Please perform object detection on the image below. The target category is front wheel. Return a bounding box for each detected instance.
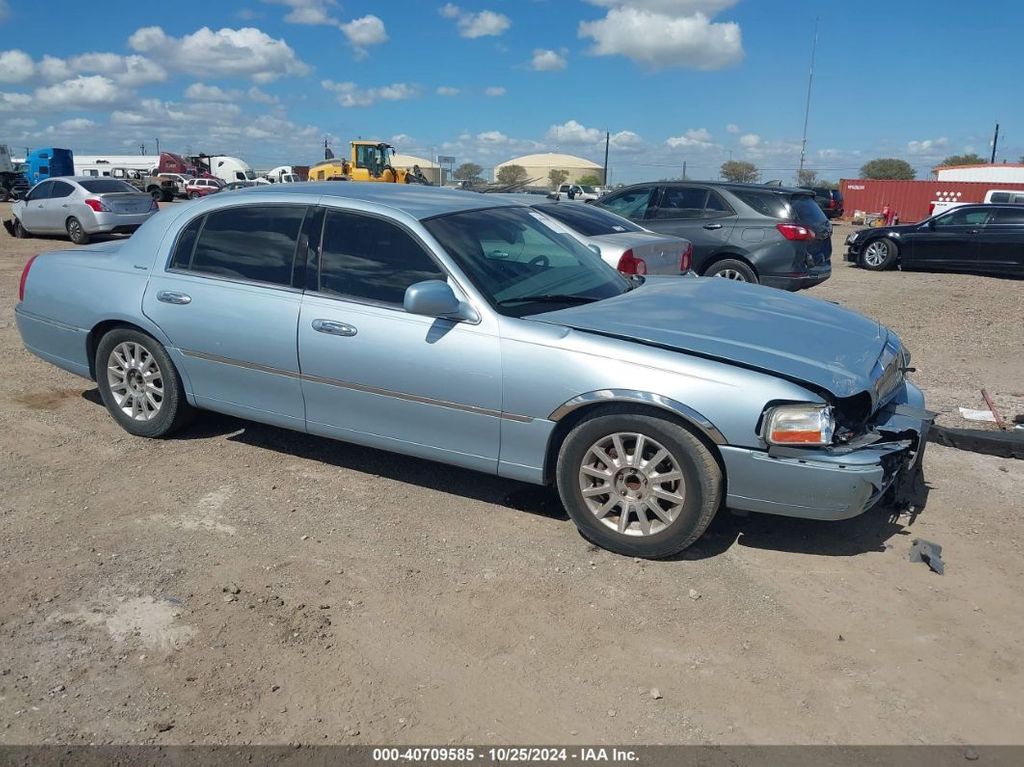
[13,217,30,238]
[66,217,90,245]
[556,409,723,558]
[95,329,195,438]
[859,238,897,270]
[704,258,758,284]
[189,192,200,200]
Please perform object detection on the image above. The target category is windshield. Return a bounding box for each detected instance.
[423,206,631,317]
[534,202,643,236]
[243,169,256,180]
[79,179,139,194]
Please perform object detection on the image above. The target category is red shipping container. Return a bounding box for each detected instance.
[839,179,1024,223]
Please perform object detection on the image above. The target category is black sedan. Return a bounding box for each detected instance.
[845,204,1024,277]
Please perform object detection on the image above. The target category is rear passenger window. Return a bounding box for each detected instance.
[187,206,306,286]
[989,193,1010,203]
[170,216,203,270]
[318,211,445,305]
[704,191,733,217]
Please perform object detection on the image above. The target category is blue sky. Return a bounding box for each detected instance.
[1,0,1021,183]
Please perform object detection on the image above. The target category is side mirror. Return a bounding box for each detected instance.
[404,280,475,321]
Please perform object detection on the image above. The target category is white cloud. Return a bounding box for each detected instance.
[609,130,645,153]
[907,137,949,155]
[440,5,511,38]
[266,0,339,26]
[0,50,34,83]
[322,79,418,107]
[34,75,123,109]
[0,92,31,111]
[726,123,740,134]
[38,56,70,81]
[739,132,761,148]
[342,14,388,58]
[666,128,717,150]
[477,130,509,144]
[547,119,603,145]
[247,86,279,104]
[185,82,241,101]
[436,86,460,96]
[531,49,567,71]
[579,2,742,70]
[484,86,506,96]
[52,117,98,132]
[129,26,309,82]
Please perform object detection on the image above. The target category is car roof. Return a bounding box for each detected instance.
[238,181,520,220]
[616,180,814,196]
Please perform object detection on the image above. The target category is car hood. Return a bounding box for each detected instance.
[851,223,918,239]
[533,276,893,399]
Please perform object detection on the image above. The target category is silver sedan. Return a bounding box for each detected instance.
[499,195,692,276]
[5,176,158,244]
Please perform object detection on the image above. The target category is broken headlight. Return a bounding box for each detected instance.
[762,404,835,446]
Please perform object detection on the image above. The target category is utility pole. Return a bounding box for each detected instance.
[155,137,160,155]
[139,143,146,155]
[603,131,610,185]
[798,17,819,178]
[990,122,1000,163]
[682,160,687,180]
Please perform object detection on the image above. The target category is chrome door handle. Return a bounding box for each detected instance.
[156,290,192,305]
[703,223,723,230]
[312,319,357,337]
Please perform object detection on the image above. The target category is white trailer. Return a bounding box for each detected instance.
[263,165,301,184]
[74,154,160,177]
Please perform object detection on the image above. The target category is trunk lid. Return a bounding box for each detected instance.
[591,232,688,275]
[99,192,153,214]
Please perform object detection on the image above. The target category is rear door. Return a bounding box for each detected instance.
[142,203,312,427]
[645,186,736,269]
[975,206,1024,275]
[907,207,987,270]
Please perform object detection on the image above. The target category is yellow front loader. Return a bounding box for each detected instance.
[307,141,430,184]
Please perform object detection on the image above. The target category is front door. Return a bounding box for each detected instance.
[19,180,53,232]
[975,206,1024,276]
[906,207,986,271]
[298,208,502,473]
[142,203,312,428]
[43,180,76,233]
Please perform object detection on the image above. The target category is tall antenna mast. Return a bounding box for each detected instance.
[798,17,819,179]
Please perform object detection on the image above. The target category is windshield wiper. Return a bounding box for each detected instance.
[497,294,599,307]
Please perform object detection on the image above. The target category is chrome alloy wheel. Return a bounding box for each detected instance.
[577,433,686,537]
[863,240,889,267]
[107,341,164,421]
[714,268,747,281]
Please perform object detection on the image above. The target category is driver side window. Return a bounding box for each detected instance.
[934,209,992,228]
[27,181,52,201]
[599,186,654,221]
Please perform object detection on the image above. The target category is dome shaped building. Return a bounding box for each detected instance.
[493,152,603,186]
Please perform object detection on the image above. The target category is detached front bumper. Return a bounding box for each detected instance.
[721,382,933,521]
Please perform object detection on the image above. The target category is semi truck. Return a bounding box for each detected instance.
[23,148,74,185]
[0,144,30,201]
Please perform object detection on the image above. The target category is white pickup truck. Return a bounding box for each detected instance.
[930,189,1024,216]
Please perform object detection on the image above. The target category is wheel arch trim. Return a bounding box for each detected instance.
[548,389,727,445]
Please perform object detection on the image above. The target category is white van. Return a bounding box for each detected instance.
[930,189,1024,216]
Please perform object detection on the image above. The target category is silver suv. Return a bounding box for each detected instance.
[597,182,832,290]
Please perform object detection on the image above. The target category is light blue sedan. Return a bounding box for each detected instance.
[14,184,933,558]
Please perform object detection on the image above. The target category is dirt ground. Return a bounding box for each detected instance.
[1,204,1022,746]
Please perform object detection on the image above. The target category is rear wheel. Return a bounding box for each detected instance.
[556,409,723,558]
[859,238,897,270]
[66,217,90,245]
[148,187,162,201]
[95,329,195,438]
[189,191,200,200]
[704,258,758,284]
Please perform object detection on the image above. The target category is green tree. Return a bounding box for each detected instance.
[453,162,484,183]
[938,153,987,167]
[496,164,528,185]
[796,168,817,187]
[577,173,603,186]
[720,160,759,183]
[548,168,569,188]
[859,158,915,180]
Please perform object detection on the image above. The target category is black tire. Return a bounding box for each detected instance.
[189,191,200,200]
[95,328,195,438]
[66,217,90,245]
[148,187,162,201]
[162,190,173,203]
[555,408,723,558]
[0,188,9,202]
[13,217,30,238]
[703,258,758,284]
[858,237,898,270]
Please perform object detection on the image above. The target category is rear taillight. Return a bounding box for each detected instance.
[776,223,816,241]
[19,255,38,302]
[680,242,693,272]
[83,198,109,212]
[617,249,648,275]
[827,199,837,209]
